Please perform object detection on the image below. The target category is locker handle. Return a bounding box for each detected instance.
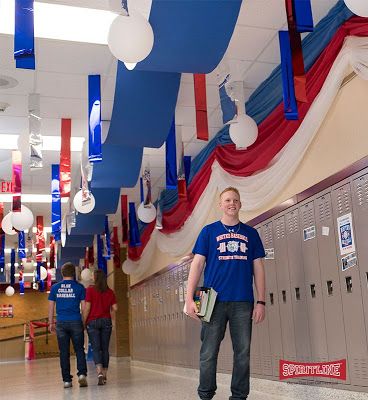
[295,287,300,301]
[345,276,352,293]
[269,292,274,305]
[282,290,286,303]
[310,284,316,298]
[327,280,333,296]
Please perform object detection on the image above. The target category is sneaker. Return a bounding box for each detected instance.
[63,381,72,388]
[78,375,88,387]
[97,373,105,386]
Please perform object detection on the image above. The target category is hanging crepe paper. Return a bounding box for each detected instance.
[19,269,24,295]
[28,93,42,169]
[12,150,22,212]
[129,202,141,247]
[10,249,16,286]
[18,231,26,259]
[165,120,178,189]
[293,0,313,33]
[285,0,308,102]
[49,235,55,269]
[113,227,120,268]
[60,119,71,197]
[46,263,52,292]
[0,202,3,234]
[194,74,209,141]
[88,75,102,163]
[97,234,107,275]
[184,155,191,185]
[84,247,89,268]
[26,232,33,262]
[104,216,111,260]
[81,158,92,206]
[143,167,152,205]
[14,0,35,70]
[87,245,94,265]
[36,216,45,263]
[121,195,128,245]
[38,262,44,292]
[177,142,187,199]
[51,164,61,241]
[0,233,5,274]
[279,31,298,120]
[155,193,163,230]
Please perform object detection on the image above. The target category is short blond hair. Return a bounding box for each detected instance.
[219,187,240,200]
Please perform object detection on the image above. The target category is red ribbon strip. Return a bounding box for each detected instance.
[285,0,308,102]
[36,216,45,262]
[88,246,94,265]
[0,202,4,234]
[60,118,71,197]
[194,74,209,141]
[177,179,187,199]
[84,247,89,269]
[12,151,22,212]
[113,226,120,268]
[121,195,128,244]
[49,235,55,269]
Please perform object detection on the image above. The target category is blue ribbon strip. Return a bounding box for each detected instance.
[18,231,26,259]
[140,177,144,203]
[293,0,314,33]
[14,0,35,70]
[104,216,111,260]
[184,156,192,186]
[51,164,61,241]
[88,75,102,163]
[0,235,5,282]
[279,31,298,120]
[97,234,107,274]
[10,249,16,286]
[165,120,178,189]
[129,202,141,247]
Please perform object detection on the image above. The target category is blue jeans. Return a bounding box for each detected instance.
[86,318,113,368]
[56,320,87,382]
[198,302,254,400]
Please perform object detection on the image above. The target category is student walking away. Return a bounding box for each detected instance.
[83,269,118,385]
[184,187,266,400]
[48,262,88,388]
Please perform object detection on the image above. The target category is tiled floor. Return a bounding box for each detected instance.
[0,358,367,400]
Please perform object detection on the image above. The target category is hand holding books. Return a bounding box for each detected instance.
[183,287,217,322]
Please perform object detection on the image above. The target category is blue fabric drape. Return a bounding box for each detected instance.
[14,0,35,69]
[165,120,177,189]
[51,164,61,241]
[88,75,102,163]
[293,0,314,33]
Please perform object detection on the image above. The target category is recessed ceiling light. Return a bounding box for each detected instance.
[0,75,18,89]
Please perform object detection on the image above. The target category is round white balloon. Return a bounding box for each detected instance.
[11,205,34,231]
[2,212,17,235]
[81,268,92,282]
[122,259,139,275]
[5,286,15,296]
[344,0,368,17]
[73,190,96,214]
[137,202,157,224]
[108,11,154,63]
[40,266,48,280]
[229,114,258,149]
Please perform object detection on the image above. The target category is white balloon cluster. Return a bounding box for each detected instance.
[344,0,368,17]
[1,205,34,234]
[137,202,157,224]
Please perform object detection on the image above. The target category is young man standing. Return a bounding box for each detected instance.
[48,262,88,388]
[184,187,266,400]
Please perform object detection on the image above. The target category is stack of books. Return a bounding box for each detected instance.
[194,287,217,322]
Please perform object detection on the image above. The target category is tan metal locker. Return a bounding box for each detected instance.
[331,182,368,386]
[273,215,297,362]
[261,221,282,377]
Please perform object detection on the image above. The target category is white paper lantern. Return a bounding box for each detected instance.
[40,266,48,280]
[229,114,258,149]
[5,286,15,297]
[137,202,157,224]
[344,0,368,17]
[73,190,96,214]
[81,268,92,282]
[122,259,139,275]
[108,11,154,64]
[11,205,34,231]
[1,212,17,235]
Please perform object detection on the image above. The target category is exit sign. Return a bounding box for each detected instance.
[0,181,13,193]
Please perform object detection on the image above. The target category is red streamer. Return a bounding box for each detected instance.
[88,246,94,265]
[12,151,22,212]
[36,216,44,262]
[285,0,308,102]
[121,195,128,244]
[178,179,187,199]
[49,235,55,269]
[84,247,89,269]
[0,202,4,235]
[113,227,120,268]
[194,74,209,141]
[60,118,71,197]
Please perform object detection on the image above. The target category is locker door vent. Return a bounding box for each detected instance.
[317,196,332,222]
[354,174,368,208]
[287,211,299,234]
[275,218,285,240]
[336,186,351,216]
[302,204,314,228]
[352,358,368,381]
[264,223,273,246]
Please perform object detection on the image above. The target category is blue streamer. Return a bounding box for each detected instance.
[129,202,141,247]
[18,231,26,259]
[97,235,107,274]
[51,164,61,241]
[36,261,41,282]
[293,0,314,33]
[165,120,177,189]
[140,177,144,203]
[0,235,5,282]
[104,216,111,260]
[88,75,102,163]
[14,0,35,69]
[19,280,24,295]
[184,156,192,185]
[10,249,16,286]
[279,31,298,120]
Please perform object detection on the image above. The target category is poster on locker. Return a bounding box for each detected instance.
[341,252,357,272]
[265,248,275,260]
[336,213,356,256]
[303,226,316,241]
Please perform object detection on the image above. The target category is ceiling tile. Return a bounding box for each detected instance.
[243,62,278,89]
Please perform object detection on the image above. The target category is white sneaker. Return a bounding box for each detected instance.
[78,375,88,387]
[64,381,72,388]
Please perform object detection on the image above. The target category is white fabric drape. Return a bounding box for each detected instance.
[128,36,368,275]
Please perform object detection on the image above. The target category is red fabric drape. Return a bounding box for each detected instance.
[60,118,71,197]
[128,17,368,261]
[194,74,209,141]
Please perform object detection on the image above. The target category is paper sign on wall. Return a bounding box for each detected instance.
[341,252,357,271]
[265,248,275,260]
[179,285,184,302]
[322,226,330,236]
[303,226,316,241]
[337,213,356,256]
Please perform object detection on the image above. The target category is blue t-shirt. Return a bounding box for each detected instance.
[48,279,86,322]
[192,221,265,302]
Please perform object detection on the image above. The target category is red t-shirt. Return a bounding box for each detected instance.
[85,286,117,324]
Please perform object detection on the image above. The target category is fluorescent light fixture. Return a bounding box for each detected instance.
[0,1,115,44]
[0,194,68,203]
[0,134,85,151]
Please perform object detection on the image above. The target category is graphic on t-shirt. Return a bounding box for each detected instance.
[56,283,76,298]
[216,233,248,260]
